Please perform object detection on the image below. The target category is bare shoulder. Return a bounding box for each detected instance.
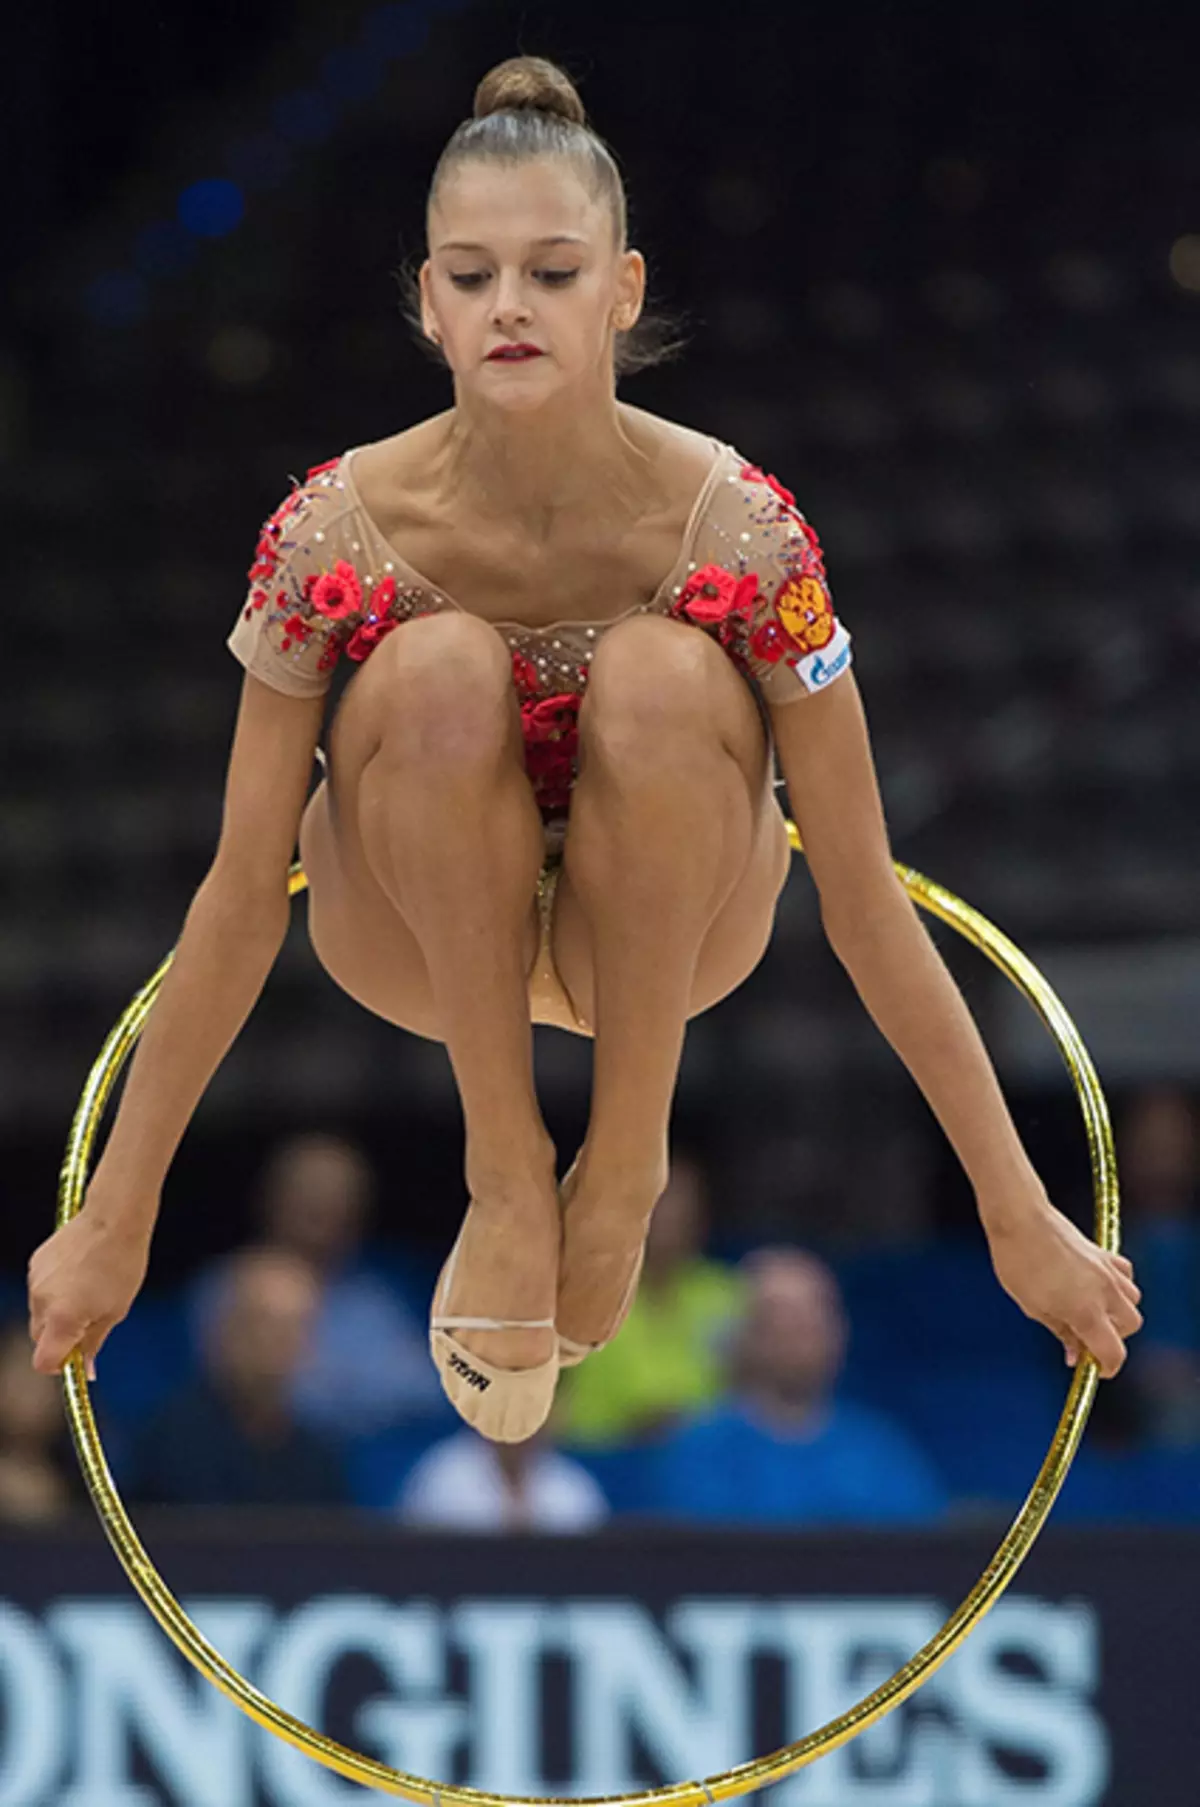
[346,415,452,534]
[619,406,723,518]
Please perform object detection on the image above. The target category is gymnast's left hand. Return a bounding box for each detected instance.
[27,1208,151,1379]
[983,1190,1143,1379]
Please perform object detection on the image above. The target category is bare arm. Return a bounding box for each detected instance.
[28,674,324,1371]
[771,673,1142,1375]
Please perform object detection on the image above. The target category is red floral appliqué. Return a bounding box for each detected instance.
[511,650,540,695]
[749,620,791,665]
[520,690,582,817]
[740,464,797,510]
[666,563,760,665]
[672,565,759,630]
[346,616,399,662]
[306,458,340,480]
[309,560,362,620]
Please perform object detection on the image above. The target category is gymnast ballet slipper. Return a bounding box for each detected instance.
[429,1223,560,1444]
[556,1158,646,1369]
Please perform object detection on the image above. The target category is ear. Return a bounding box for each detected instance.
[613,248,646,333]
[418,260,441,343]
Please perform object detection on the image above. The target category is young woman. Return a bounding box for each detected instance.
[28,57,1141,1443]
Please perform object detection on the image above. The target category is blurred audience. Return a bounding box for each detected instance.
[650,1249,947,1524]
[397,1428,609,1532]
[128,1247,348,1507]
[0,1323,75,1524]
[1120,1087,1200,1444]
[556,1150,745,1447]
[191,1133,440,1437]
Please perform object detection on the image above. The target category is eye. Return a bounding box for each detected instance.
[535,269,580,287]
[448,272,488,291]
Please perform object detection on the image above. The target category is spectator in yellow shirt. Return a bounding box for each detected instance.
[555,1150,745,1447]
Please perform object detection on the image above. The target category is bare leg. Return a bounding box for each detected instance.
[351,615,558,1366]
[556,619,764,1344]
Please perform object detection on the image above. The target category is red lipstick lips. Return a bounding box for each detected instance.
[487,343,544,361]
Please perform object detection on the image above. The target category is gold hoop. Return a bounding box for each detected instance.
[57,830,1117,1805]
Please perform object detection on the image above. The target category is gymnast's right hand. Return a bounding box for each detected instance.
[27,1205,152,1377]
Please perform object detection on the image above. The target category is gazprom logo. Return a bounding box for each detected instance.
[789,625,851,692]
[803,638,851,690]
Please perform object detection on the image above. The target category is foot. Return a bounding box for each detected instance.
[555,1150,668,1352]
[441,1174,561,1373]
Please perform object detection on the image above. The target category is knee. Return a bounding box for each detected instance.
[366,612,515,762]
[581,617,716,754]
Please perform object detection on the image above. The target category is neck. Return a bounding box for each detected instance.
[440,385,651,529]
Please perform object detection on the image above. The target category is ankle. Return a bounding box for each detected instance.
[566,1149,670,1228]
[465,1136,559,1211]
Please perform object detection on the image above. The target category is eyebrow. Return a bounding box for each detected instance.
[434,235,588,253]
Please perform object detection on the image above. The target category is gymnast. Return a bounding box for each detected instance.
[27,57,1142,1441]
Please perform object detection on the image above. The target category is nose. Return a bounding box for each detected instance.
[491,267,533,329]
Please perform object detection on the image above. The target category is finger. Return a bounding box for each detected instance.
[32,1311,90,1377]
[1046,1318,1081,1368]
[79,1320,114,1377]
[1113,1298,1143,1337]
[1075,1311,1126,1379]
[1109,1254,1135,1279]
[1108,1265,1142,1307]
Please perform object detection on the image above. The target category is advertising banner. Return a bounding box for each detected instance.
[0,1522,1194,1806]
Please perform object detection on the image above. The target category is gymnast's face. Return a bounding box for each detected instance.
[420,159,644,410]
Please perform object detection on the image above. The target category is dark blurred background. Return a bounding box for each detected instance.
[2,0,1200,1528]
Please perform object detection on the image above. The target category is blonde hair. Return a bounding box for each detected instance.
[410,55,682,376]
[431,56,627,247]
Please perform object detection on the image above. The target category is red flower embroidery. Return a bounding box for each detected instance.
[283,613,312,643]
[672,565,758,628]
[511,650,540,696]
[520,692,581,813]
[345,616,399,661]
[521,693,581,745]
[310,559,362,620]
[750,620,790,665]
[365,575,397,619]
[247,534,281,583]
[316,639,343,674]
[249,588,269,611]
[740,464,797,510]
[306,458,340,480]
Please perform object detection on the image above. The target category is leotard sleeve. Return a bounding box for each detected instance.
[685,449,852,707]
[226,457,364,699]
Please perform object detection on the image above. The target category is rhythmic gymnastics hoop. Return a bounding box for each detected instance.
[56,823,1118,1806]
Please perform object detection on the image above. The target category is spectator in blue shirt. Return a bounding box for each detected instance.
[651,1248,946,1525]
[129,1248,348,1508]
[190,1134,441,1437]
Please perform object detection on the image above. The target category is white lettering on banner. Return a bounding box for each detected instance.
[0,1590,1108,1806]
[258,1597,465,1807]
[0,1603,64,1807]
[771,1602,949,1806]
[50,1598,269,1807]
[452,1603,550,1793]
[564,1601,758,1793]
[947,1600,1108,1807]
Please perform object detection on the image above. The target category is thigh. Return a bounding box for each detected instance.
[298,655,543,1043]
[299,780,446,1041]
[550,659,792,1025]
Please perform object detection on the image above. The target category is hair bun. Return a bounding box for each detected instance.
[473,56,586,126]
